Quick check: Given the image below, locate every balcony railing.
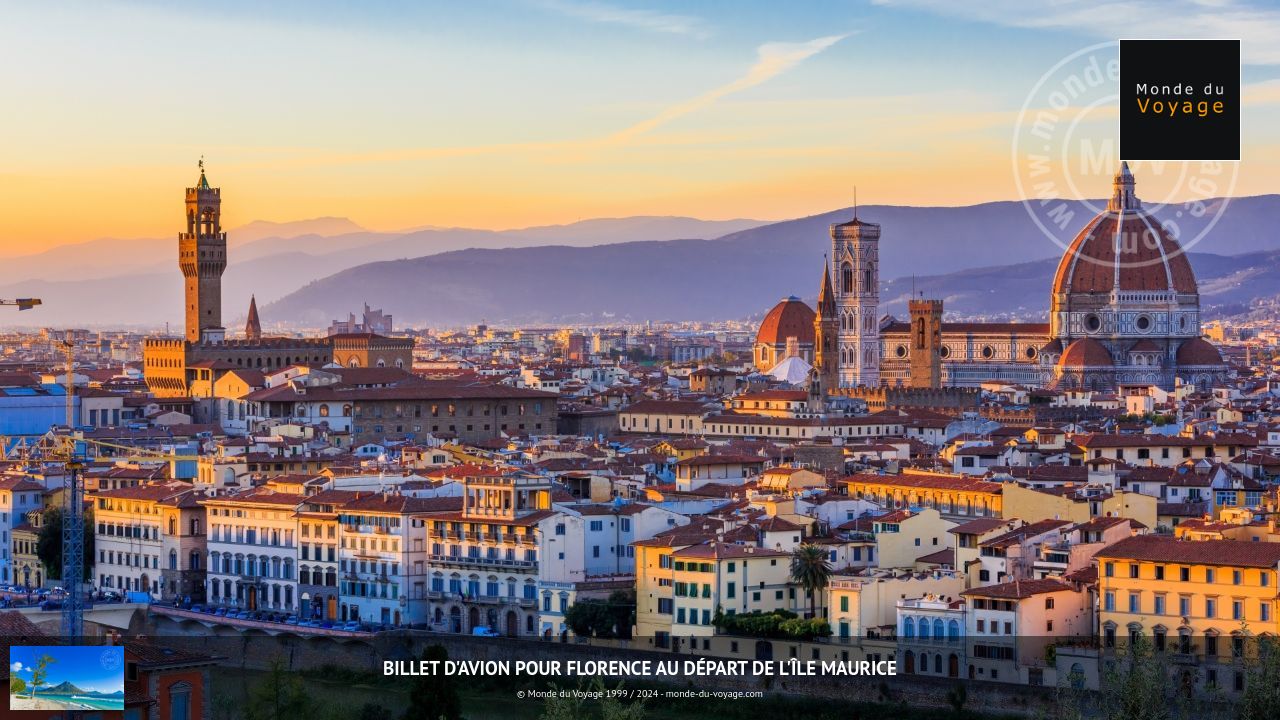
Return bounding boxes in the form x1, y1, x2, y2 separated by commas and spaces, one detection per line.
429, 553, 535, 569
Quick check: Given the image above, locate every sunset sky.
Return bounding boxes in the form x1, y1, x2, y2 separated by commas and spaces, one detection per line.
3, 0, 1279, 254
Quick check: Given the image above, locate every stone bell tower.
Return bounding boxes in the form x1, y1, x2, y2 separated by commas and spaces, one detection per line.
181, 160, 227, 343
908, 298, 943, 389
831, 212, 880, 388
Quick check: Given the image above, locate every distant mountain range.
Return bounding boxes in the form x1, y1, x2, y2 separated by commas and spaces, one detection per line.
3, 197, 1277, 328
35, 680, 122, 698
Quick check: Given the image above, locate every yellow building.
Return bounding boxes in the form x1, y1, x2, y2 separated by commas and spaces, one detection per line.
844, 471, 1003, 520
12, 508, 46, 589
866, 508, 956, 570
1095, 536, 1280, 664
93, 480, 207, 601
652, 439, 709, 463
725, 390, 811, 418
633, 533, 794, 646
757, 466, 826, 495
827, 569, 966, 641
1001, 483, 1157, 528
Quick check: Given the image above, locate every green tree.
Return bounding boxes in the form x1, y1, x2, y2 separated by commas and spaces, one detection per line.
539, 678, 644, 720
1240, 636, 1280, 720
564, 590, 635, 639
30, 653, 54, 699
403, 645, 460, 720
35, 507, 94, 583
1099, 635, 1170, 720
246, 660, 313, 720
355, 703, 392, 720
9, 676, 25, 695
789, 544, 832, 619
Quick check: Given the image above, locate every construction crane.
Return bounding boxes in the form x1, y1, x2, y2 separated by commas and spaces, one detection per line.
0, 301, 90, 635
0, 298, 41, 310
56, 330, 86, 637
3, 431, 201, 638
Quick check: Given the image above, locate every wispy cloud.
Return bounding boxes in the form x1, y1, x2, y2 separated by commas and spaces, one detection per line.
606, 34, 850, 144
532, 0, 709, 38
9, 662, 20, 672
872, 0, 1280, 64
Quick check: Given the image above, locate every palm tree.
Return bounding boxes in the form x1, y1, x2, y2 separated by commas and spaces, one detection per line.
789, 543, 832, 620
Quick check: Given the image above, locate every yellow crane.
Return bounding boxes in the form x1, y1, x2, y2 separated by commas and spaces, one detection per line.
59, 330, 74, 430
0, 298, 41, 310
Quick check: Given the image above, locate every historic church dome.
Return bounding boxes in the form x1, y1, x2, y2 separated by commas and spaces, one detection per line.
756, 296, 816, 347
1058, 337, 1113, 368
1176, 337, 1223, 366
1047, 164, 1227, 392
1050, 162, 1198, 298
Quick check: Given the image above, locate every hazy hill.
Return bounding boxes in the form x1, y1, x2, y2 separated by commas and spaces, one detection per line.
5, 198, 1278, 328
263, 196, 1280, 327
0, 216, 769, 289
262, 245, 1280, 329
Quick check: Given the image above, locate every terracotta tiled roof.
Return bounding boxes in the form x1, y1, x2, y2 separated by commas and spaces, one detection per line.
844, 471, 1003, 494
1059, 338, 1113, 368
1051, 205, 1197, 295
673, 541, 788, 560
1177, 338, 1223, 366
962, 578, 1076, 599
756, 297, 815, 346
1096, 535, 1280, 568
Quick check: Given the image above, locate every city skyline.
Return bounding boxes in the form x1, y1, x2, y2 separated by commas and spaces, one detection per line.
4, 0, 1280, 254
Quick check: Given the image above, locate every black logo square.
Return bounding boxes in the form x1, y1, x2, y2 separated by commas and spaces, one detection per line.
1120, 39, 1240, 161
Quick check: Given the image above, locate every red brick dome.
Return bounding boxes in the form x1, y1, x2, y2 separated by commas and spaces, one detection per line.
1051, 164, 1198, 297
1176, 338, 1222, 366
757, 296, 815, 346
1058, 338, 1113, 367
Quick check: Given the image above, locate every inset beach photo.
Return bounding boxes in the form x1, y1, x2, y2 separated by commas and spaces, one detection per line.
8, 646, 124, 712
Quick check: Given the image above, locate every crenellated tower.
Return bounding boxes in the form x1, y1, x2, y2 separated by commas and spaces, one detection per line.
908, 298, 943, 388
831, 213, 881, 387
181, 160, 227, 343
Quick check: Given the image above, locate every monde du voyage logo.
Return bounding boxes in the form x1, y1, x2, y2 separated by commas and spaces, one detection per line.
1120, 39, 1240, 161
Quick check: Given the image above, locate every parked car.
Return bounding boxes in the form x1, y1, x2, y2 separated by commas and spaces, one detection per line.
190, 605, 205, 614
471, 626, 501, 638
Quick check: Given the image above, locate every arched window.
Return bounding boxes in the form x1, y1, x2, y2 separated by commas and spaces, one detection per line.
320, 404, 330, 417
864, 268, 871, 289
948, 619, 960, 642
842, 263, 854, 293
168, 681, 192, 720
933, 619, 945, 639
168, 550, 177, 571
903, 617, 915, 638
916, 317, 926, 350
919, 618, 930, 639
